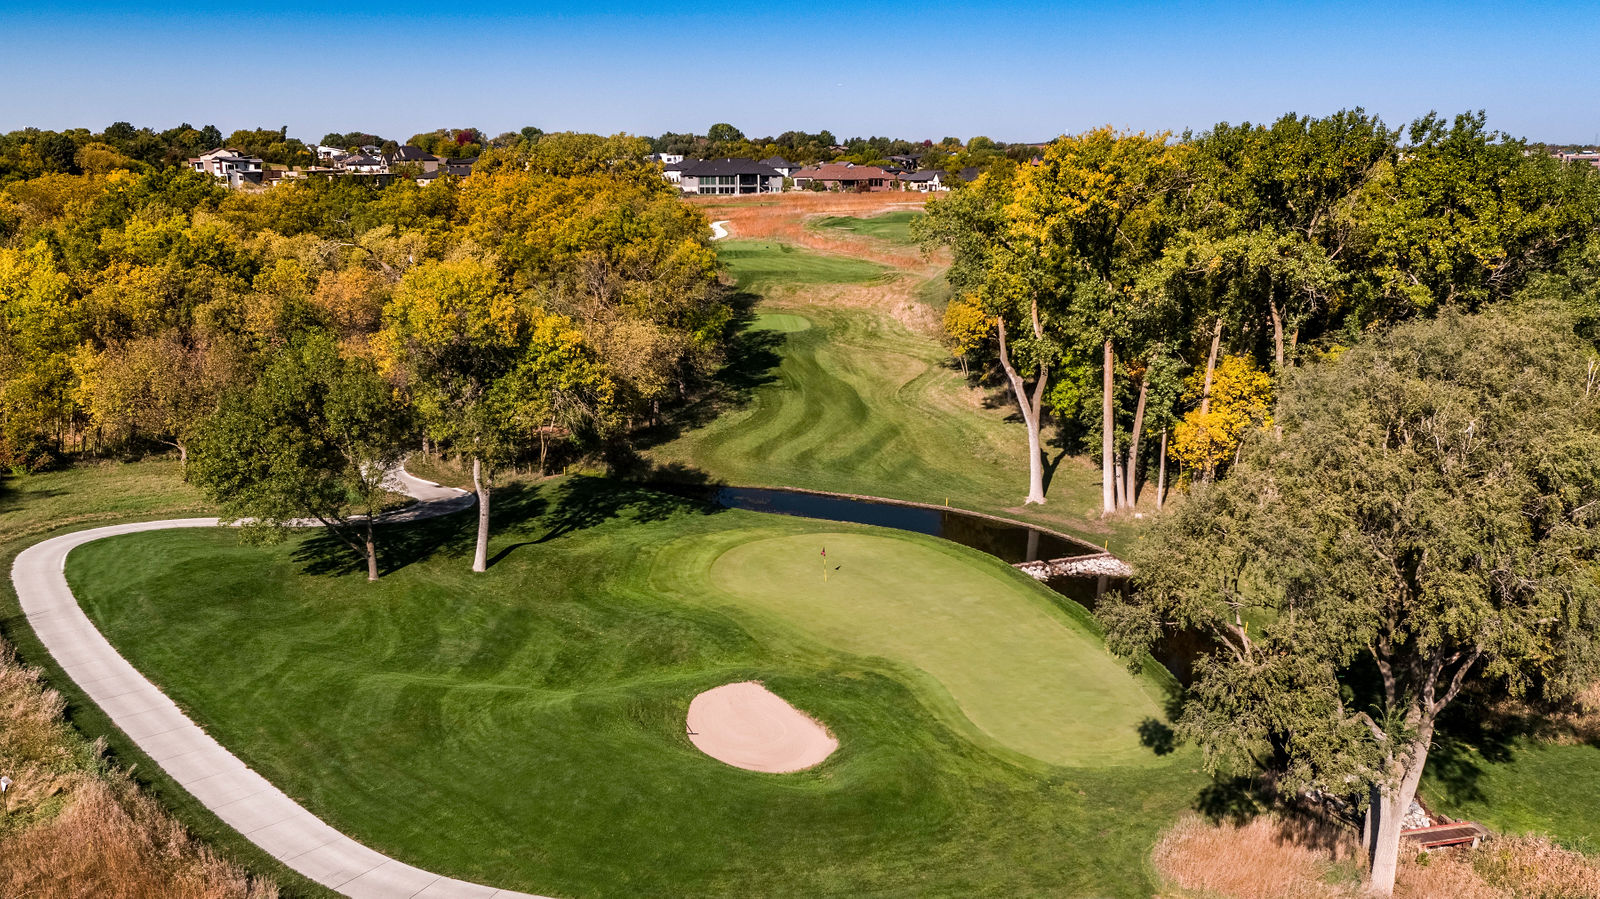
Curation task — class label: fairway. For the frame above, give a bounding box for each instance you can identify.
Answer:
[706,532,1161,766]
[650,239,1114,545]
[811,210,923,246]
[66,478,1195,898]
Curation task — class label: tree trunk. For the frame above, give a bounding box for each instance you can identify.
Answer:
[1268,298,1285,370]
[1367,738,1432,896]
[471,456,491,573]
[1123,367,1149,509]
[1113,459,1127,509]
[996,315,1048,505]
[1156,427,1168,510]
[1200,317,1224,414]
[365,533,378,582]
[1101,339,1116,515]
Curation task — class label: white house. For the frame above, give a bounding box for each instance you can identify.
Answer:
[187,148,265,188]
[899,170,948,192]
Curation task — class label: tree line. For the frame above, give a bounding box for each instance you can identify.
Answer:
[916,108,1600,896]
[0,131,729,578]
[918,109,1600,515]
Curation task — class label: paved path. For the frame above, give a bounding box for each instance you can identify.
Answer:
[709,219,729,240]
[12,474,556,899]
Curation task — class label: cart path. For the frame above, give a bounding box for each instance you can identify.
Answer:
[11,473,557,899]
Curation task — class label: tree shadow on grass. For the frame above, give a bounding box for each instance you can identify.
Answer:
[530,475,724,549]
[628,299,785,452]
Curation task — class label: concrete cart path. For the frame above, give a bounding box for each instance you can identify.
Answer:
[11,476,557,899]
[709,219,730,240]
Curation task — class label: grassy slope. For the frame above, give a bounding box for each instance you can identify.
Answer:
[810,210,922,245]
[649,239,1121,549]
[67,477,1196,898]
[0,461,336,898]
[1429,740,1600,853]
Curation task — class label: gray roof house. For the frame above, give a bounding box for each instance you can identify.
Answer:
[678,158,784,195]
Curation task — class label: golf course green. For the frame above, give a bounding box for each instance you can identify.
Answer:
[67,478,1193,898]
[811,210,923,246]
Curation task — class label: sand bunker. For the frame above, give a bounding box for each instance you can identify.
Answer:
[687,682,838,773]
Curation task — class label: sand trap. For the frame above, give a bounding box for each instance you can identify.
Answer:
[687,682,837,773]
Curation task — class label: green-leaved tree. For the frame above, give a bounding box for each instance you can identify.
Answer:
[1100,309,1600,895]
[190,332,412,581]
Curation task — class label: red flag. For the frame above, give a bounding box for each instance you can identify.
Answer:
[820,547,826,557]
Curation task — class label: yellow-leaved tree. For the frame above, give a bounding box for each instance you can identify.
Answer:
[941,293,991,376]
[1171,354,1272,480]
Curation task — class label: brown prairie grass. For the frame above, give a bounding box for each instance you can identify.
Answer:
[0,643,275,899]
[1153,812,1600,899]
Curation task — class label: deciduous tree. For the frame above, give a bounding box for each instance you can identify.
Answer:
[1101,309,1600,895]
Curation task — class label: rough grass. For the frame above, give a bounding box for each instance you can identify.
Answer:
[67,476,1197,898]
[0,462,279,898]
[1153,813,1600,899]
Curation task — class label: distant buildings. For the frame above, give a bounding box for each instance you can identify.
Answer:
[187,148,264,188]
[792,163,897,191]
[1556,150,1600,169]
[677,158,785,195]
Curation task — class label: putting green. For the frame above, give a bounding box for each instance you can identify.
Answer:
[755,312,812,333]
[703,532,1162,767]
[65,480,1194,897]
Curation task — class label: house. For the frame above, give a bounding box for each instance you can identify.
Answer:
[339,154,387,174]
[315,145,346,160]
[888,153,922,171]
[442,156,477,177]
[187,148,265,187]
[1556,149,1600,169]
[957,166,982,183]
[661,157,692,185]
[677,158,784,195]
[386,145,442,172]
[759,156,801,178]
[649,152,685,166]
[899,170,948,192]
[792,163,897,191]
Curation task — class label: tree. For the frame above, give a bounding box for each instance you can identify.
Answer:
[190,333,412,581]
[1169,354,1273,480]
[706,123,745,144]
[1100,309,1600,895]
[75,330,231,463]
[377,257,521,573]
[1008,128,1185,513]
[941,293,991,376]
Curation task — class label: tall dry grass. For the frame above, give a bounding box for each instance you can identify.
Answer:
[1153,812,1600,899]
[0,643,275,898]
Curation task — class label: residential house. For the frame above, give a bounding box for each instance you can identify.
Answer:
[187,148,265,187]
[792,162,897,191]
[888,153,923,171]
[386,144,442,172]
[899,170,948,192]
[340,154,388,174]
[442,156,477,177]
[661,157,691,185]
[1556,149,1600,169]
[678,158,784,195]
[649,152,685,166]
[759,156,801,178]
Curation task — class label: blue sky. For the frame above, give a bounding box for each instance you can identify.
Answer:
[3,0,1598,144]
